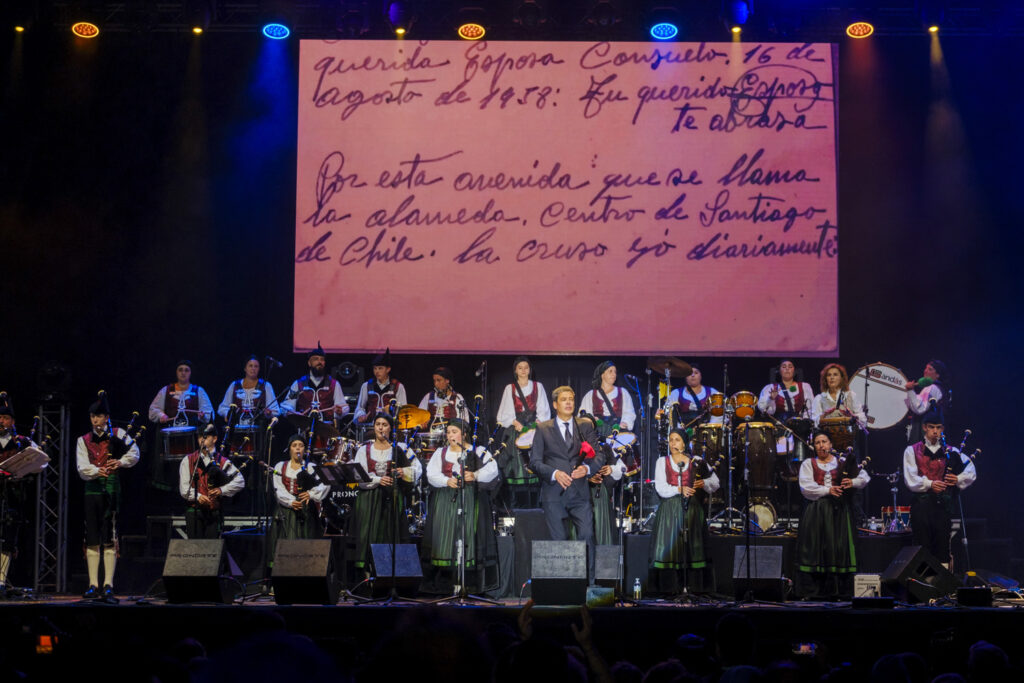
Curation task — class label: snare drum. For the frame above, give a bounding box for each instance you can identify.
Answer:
[734,422,775,494]
[820,416,855,451]
[161,425,197,460]
[416,430,445,454]
[729,391,757,420]
[605,431,636,450]
[231,425,258,456]
[708,393,726,417]
[781,417,813,480]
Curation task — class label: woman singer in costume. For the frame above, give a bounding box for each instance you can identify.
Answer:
[495,357,550,507]
[423,419,499,593]
[271,435,330,546]
[796,430,869,599]
[649,429,719,592]
[351,414,421,571]
[809,363,867,430]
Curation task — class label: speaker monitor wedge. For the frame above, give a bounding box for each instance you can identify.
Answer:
[163,539,238,604]
[370,543,422,598]
[272,539,340,605]
[531,540,587,605]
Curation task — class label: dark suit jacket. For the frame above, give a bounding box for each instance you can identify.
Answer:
[529,417,604,501]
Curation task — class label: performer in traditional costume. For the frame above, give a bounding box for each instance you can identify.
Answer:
[808,363,867,429]
[649,429,719,592]
[903,408,975,568]
[280,343,349,420]
[75,393,140,600]
[757,360,814,420]
[354,348,408,425]
[904,360,950,444]
[350,414,421,571]
[218,355,279,423]
[796,430,869,599]
[147,360,214,490]
[579,361,636,438]
[423,419,499,593]
[0,394,40,596]
[417,367,470,426]
[179,424,244,539]
[271,435,330,548]
[664,364,723,427]
[494,357,550,507]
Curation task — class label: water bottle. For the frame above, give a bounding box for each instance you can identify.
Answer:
[633,577,642,600]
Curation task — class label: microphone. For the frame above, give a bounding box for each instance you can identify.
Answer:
[266,356,284,368]
[624,373,640,381]
[266,416,279,431]
[474,360,487,377]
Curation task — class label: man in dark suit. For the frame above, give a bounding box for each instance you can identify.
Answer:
[530,385,604,579]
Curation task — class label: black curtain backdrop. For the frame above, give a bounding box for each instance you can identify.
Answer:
[2,32,1022,583]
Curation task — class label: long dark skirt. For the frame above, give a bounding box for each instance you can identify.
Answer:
[352,485,410,570]
[797,496,857,574]
[649,494,709,570]
[422,484,498,593]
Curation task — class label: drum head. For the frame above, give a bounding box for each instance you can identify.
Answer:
[515,428,536,449]
[749,502,776,533]
[850,362,909,430]
[606,431,636,448]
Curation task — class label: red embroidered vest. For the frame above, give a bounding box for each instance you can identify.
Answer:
[664,456,696,488]
[809,457,836,487]
[913,442,947,482]
[364,379,400,415]
[186,452,229,510]
[84,431,114,467]
[231,379,267,414]
[592,389,623,420]
[294,376,339,414]
[426,391,458,420]
[774,383,806,414]
[511,382,539,413]
[163,384,199,416]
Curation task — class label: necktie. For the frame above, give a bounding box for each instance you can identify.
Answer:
[563,421,572,444]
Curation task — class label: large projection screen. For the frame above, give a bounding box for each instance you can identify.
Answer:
[295,40,838,355]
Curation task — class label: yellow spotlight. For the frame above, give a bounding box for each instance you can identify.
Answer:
[192,26,203,35]
[394,26,406,36]
[71,21,100,38]
[928,25,939,33]
[731,26,741,34]
[15,25,26,33]
[457,23,485,40]
[846,21,874,39]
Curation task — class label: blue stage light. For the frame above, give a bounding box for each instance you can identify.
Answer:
[650,22,678,40]
[262,23,290,39]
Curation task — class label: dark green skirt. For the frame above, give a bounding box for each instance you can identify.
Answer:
[425,485,481,567]
[649,494,708,570]
[352,486,409,569]
[797,496,857,574]
[592,481,615,546]
[498,428,538,486]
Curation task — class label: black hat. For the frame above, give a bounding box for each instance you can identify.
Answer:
[433,366,453,381]
[927,359,949,382]
[307,341,326,360]
[371,348,392,367]
[373,413,395,428]
[811,429,831,443]
[512,356,532,376]
[286,433,307,447]
[89,391,111,416]
[176,359,193,371]
[922,403,945,426]
[447,418,469,436]
[202,423,218,438]
[0,392,13,417]
[592,360,615,387]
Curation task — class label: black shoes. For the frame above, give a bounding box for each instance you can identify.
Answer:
[102,585,118,603]
[83,585,100,599]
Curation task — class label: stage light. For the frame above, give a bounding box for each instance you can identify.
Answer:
[192,26,203,35]
[846,21,874,38]
[731,26,741,34]
[185,0,212,34]
[650,22,678,40]
[386,1,414,37]
[262,23,290,39]
[457,23,485,40]
[71,21,99,39]
[15,26,25,33]
[928,25,939,33]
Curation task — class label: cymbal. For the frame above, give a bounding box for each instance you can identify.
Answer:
[646,357,693,378]
[286,413,340,439]
[396,404,431,430]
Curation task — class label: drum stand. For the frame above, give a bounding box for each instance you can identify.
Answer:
[883,471,906,533]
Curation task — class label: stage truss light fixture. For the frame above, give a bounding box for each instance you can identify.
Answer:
[71,21,99,38]
[185,0,212,34]
[650,22,678,40]
[15,25,26,32]
[723,0,752,27]
[387,1,414,37]
[262,22,290,38]
[731,25,741,35]
[455,5,487,40]
[457,23,485,40]
[648,6,681,41]
[846,21,874,38]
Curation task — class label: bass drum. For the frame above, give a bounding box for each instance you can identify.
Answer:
[819,416,855,452]
[849,362,909,430]
[734,422,775,495]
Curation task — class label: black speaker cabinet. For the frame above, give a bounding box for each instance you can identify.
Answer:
[595,545,621,588]
[531,540,587,605]
[732,545,786,601]
[272,539,340,605]
[513,509,552,598]
[163,539,238,604]
[881,545,958,604]
[370,543,422,597]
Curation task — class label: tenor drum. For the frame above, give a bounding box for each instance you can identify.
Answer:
[850,362,909,430]
[748,501,777,534]
[820,416,855,452]
[230,425,258,456]
[734,422,775,493]
[605,431,636,449]
[693,423,728,501]
[416,430,445,454]
[515,428,537,450]
[161,425,197,460]
[729,391,757,420]
[708,393,726,417]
